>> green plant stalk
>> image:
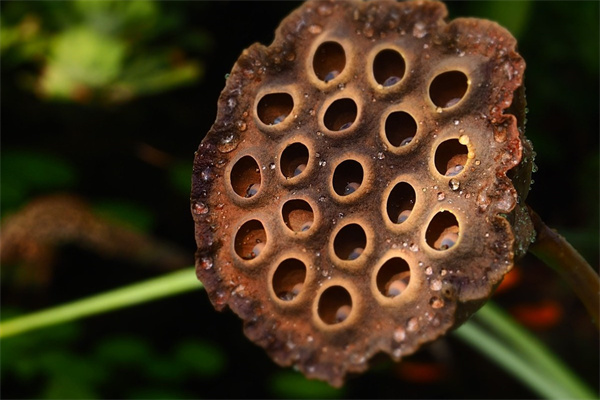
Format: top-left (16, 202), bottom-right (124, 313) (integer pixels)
top-left (528, 207), bottom-right (600, 328)
top-left (0, 267), bottom-right (201, 339)
top-left (0, 268), bottom-right (595, 399)
top-left (453, 322), bottom-right (571, 400)
top-left (465, 302), bottom-right (596, 399)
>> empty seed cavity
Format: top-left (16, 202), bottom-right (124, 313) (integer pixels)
top-left (386, 182), bottom-right (416, 224)
top-left (234, 219), bottom-right (267, 260)
top-left (272, 258), bottom-right (307, 301)
top-left (318, 285), bottom-right (353, 325)
top-left (324, 98), bottom-right (358, 131)
top-left (333, 223), bottom-right (367, 261)
top-left (282, 199), bottom-right (314, 233)
top-left (230, 155), bottom-right (261, 198)
top-left (434, 139), bottom-right (468, 177)
top-left (376, 257), bottom-right (411, 298)
top-left (426, 211), bottom-right (460, 251)
top-left (373, 49), bottom-right (406, 87)
top-left (257, 92), bottom-right (294, 125)
top-left (313, 41), bottom-right (346, 83)
top-left (280, 142), bottom-right (310, 179)
top-left (332, 159), bottom-right (364, 197)
top-left (429, 71), bottom-right (469, 108)
top-left (384, 111), bottom-right (417, 148)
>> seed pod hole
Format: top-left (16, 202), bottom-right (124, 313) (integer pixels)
top-left (257, 92), bottom-right (294, 125)
top-left (280, 142), bottom-right (309, 179)
top-left (282, 199), bottom-right (314, 233)
top-left (384, 111), bottom-right (417, 148)
top-left (234, 219), bottom-right (267, 260)
top-left (373, 49), bottom-right (406, 87)
top-left (324, 98), bottom-right (357, 131)
top-left (376, 257), bottom-right (411, 298)
top-left (429, 71), bottom-right (468, 108)
top-left (272, 258), bottom-right (307, 301)
top-left (332, 160), bottom-right (364, 196)
top-left (426, 211), bottom-right (460, 251)
top-left (434, 139), bottom-right (468, 177)
top-left (318, 285), bottom-right (353, 325)
top-left (386, 182), bottom-right (416, 224)
top-left (313, 41), bottom-right (346, 83)
top-left (230, 155), bottom-right (261, 198)
top-left (333, 223), bottom-right (367, 261)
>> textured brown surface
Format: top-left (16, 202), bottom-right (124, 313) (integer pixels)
top-left (191, 0), bottom-right (533, 387)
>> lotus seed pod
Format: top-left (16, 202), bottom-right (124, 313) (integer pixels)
top-left (191, 0), bottom-right (535, 387)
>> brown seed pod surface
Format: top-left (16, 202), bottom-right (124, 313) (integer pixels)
top-left (191, 0), bottom-right (535, 387)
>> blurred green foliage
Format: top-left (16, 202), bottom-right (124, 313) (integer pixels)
top-left (1, 149), bottom-right (79, 216)
top-left (2, 312), bottom-right (229, 399)
top-left (0, 0), bottom-right (210, 104)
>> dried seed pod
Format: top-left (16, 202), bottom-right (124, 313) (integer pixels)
top-left (191, 0), bottom-right (535, 387)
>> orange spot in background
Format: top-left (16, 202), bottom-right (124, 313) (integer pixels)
top-left (396, 361), bottom-right (447, 384)
top-left (511, 300), bottom-right (563, 329)
top-left (494, 267), bottom-right (521, 295)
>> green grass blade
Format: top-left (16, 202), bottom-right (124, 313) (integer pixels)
top-left (0, 267), bottom-right (200, 339)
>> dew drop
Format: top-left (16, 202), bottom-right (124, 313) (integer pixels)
top-left (308, 24), bottom-right (322, 34)
top-left (218, 133), bottom-right (239, 153)
top-left (430, 279), bottom-right (442, 291)
top-left (425, 266), bottom-right (433, 275)
top-left (437, 192), bottom-right (446, 201)
top-left (201, 167), bottom-right (214, 182)
top-left (449, 178), bottom-right (460, 191)
top-left (269, 163), bottom-right (276, 170)
top-left (377, 151), bottom-right (385, 160)
top-left (412, 22), bottom-right (427, 38)
top-left (317, 3), bottom-right (333, 15)
top-left (199, 256), bottom-right (213, 270)
top-left (393, 327), bottom-right (406, 342)
top-left (406, 317), bottom-right (419, 332)
top-left (430, 297), bottom-right (444, 309)
top-left (193, 202), bottom-right (209, 215)
top-left (236, 121), bottom-right (247, 131)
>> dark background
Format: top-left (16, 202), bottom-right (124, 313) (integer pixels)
top-left (1, 1), bottom-right (598, 398)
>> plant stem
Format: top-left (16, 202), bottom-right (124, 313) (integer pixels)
top-left (462, 302), bottom-right (596, 399)
top-left (0, 267), bottom-right (201, 339)
top-left (454, 322), bottom-right (568, 399)
top-left (527, 207), bottom-right (600, 328)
